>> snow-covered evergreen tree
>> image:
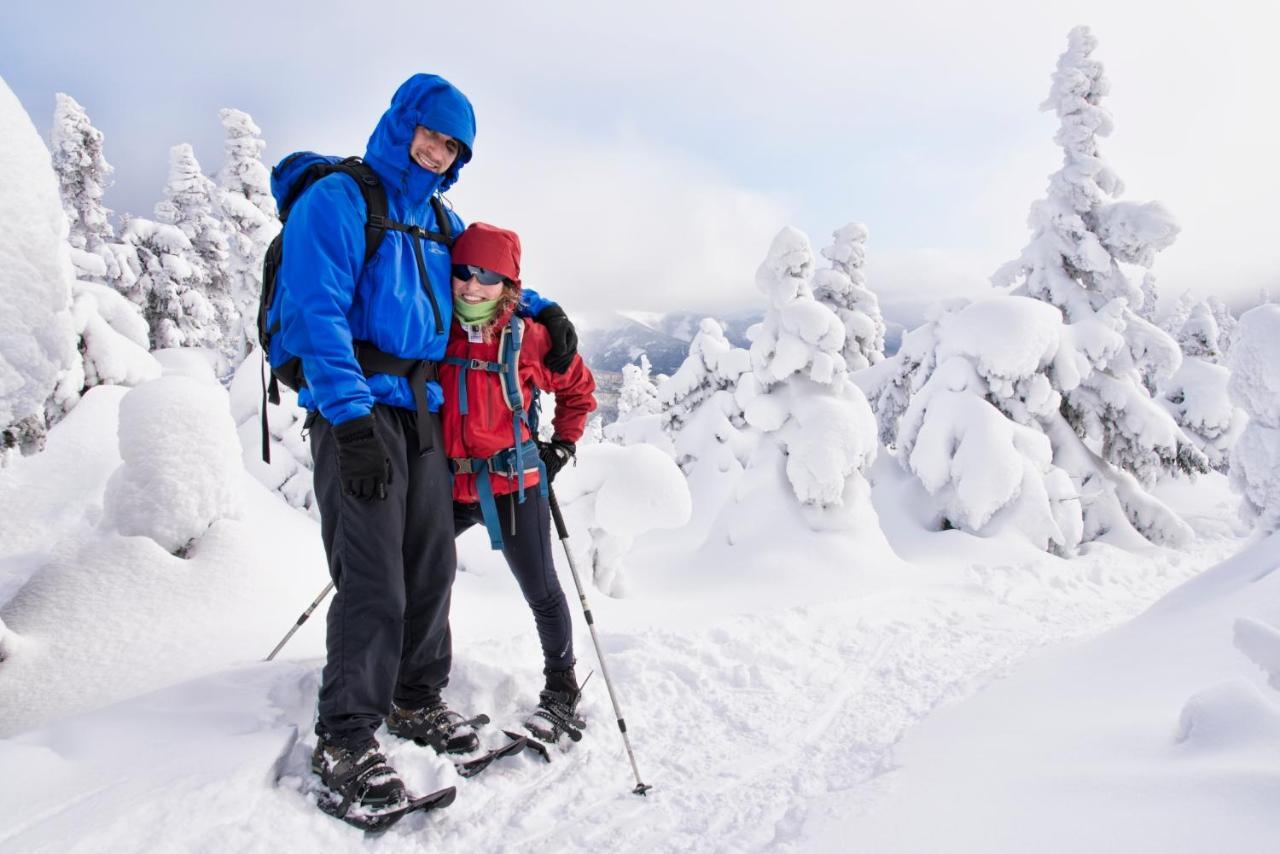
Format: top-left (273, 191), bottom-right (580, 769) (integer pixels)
top-left (1157, 297), bottom-right (1242, 470)
top-left (217, 108), bottom-right (279, 362)
top-left (1159, 356), bottom-right (1243, 473)
top-left (604, 354), bottom-right (673, 453)
top-left (44, 93), bottom-right (161, 400)
top-left (156, 143), bottom-right (237, 358)
top-left (895, 296), bottom-right (1083, 553)
top-left (48, 94), bottom-right (138, 295)
top-left (992, 25), bottom-right (1206, 545)
top-left (855, 309), bottom-right (946, 447)
top-left (735, 226), bottom-right (878, 529)
top-left (122, 217), bottom-right (219, 351)
top-left (659, 318), bottom-right (752, 473)
top-left (812, 222), bottom-right (885, 372)
top-left (0, 77), bottom-right (79, 461)
top-left (1228, 305), bottom-right (1280, 534)
top-left (49, 93), bottom-right (114, 255)
top-left (1177, 301), bottom-right (1222, 361)
top-left (615, 355), bottom-right (661, 421)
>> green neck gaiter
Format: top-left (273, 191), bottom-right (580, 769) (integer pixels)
top-left (454, 297), bottom-right (501, 325)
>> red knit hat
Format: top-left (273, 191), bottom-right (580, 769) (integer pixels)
top-left (451, 222), bottom-right (522, 287)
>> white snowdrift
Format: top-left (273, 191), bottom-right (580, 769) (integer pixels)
top-left (102, 374), bottom-right (245, 553)
top-left (0, 74), bottom-right (77, 441)
top-left (552, 442), bottom-right (692, 596)
top-left (829, 530), bottom-right (1280, 854)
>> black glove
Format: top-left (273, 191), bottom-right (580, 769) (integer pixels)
top-left (538, 438), bottom-right (576, 483)
top-left (333, 414), bottom-right (391, 501)
top-left (535, 304), bottom-right (579, 374)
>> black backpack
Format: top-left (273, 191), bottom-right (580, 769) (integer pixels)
top-left (256, 153), bottom-right (453, 462)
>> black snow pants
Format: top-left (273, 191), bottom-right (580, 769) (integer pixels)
top-left (454, 492), bottom-right (575, 672)
top-left (310, 404), bottom-right (457, 748)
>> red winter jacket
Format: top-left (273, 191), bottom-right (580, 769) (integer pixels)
top-left (440, 308), bottom-right (597, 503)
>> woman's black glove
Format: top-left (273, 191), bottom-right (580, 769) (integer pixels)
top-left (333, 414), bottom-right (391, 501)
top-left (535, 305), bottom-right (579, 374)
top-left (538, 438), bottom-right (576, 483)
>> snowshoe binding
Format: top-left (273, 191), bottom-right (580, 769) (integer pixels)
top-left (523, 669), bottom-right (586, 744)
top-left (310, 736), bottom-right (455, 832)
top-left (385, 698), bottom-right (483, 755)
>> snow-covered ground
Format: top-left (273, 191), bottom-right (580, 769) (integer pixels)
top-left (0, 364), bottom-right (1250, 852)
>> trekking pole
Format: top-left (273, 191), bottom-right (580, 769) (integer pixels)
top-left (265, 581), bottom-right (334, 661)
top-left (547, 487), bottom-right (652, 797)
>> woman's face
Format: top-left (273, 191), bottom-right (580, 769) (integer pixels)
top-left (452, 267), bottom-right (505, 304)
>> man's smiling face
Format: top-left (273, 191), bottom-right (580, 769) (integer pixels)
top-left (409, 125), bottom-right (459, 175)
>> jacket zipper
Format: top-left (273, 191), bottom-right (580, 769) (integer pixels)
top-left (409, 232), bottom-right (444, 332)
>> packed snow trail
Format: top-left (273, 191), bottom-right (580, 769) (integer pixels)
top-left (0, 523), bottom-right (1235, 853)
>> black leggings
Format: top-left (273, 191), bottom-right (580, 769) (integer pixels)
top-left (454, 492), bottom-right (575, 672)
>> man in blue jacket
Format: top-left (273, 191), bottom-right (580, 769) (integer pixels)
top-left (270, 73), bottom-right (577, 819)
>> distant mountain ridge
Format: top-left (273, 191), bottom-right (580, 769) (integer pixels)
top-left (581, 309), bottom-right (760, 375)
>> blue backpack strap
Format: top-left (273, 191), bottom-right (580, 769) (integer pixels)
top-left (474, 467), bottom-right (504, 550)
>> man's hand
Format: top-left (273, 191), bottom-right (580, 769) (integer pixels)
top-left (538, 438), bottom-right (576, 483)
top-left (535, 305), bottom-right (578, 374)
top-left (333, 414), bottom-right (392, 500)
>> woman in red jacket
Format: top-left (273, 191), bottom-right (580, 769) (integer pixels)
top-left (437, 222), bottom-right (596, 742)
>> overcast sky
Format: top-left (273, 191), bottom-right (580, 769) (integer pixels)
top-left (3, 0), bottom-right (1277, 323)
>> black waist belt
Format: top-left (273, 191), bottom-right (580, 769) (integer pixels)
top-left (352, 341), bottom-right (439, 456)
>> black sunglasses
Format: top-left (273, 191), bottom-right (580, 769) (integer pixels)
top-left (451, 264), bottom-right (506, 286)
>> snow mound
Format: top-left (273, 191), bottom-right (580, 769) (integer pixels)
top-left (1174, 680), bottom-right (1280, 752)
top-left (1233, 616), bottom-right (1280, 690)
top-left (0, 74), bottom-right (77, 448)
top-left (103, 375), bottom-right (244, 552)
top-left (1228, 304), bottom-right (1280, 533)
top-left (1228, 304), bottom-right (1280, 428)
top-left (228, 352), bottom-right (317, 517)
top-left (554, 442), bottom-right (691, 595)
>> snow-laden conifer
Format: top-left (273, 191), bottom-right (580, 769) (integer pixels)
top-left (156, 144), bottom-right (237, 358)
top-left (49, 93), bottom-right (114, 255)
top-left (217, 109), bottom-right (279, 361)
top-left (736, 226), bottom-right (878, 528)
top-left (122, 217), bottom-right (219, 351)
top-left (992, 26), bottom-right (1205, 545)
top-left (813, 222), bottom-right (885, 372)
top-left (604, 355), bottom-right (673, 453)
top-left (856, 317), bottom-right (940, 447)
top-left (894, 296), bottom-right (1084, 553)
top-left (1228, 305), bottom-right (1280, 533)
top-left (616, 354), bottom-right (662, 421)
top-left (659, 318), bottom-right (752, 474)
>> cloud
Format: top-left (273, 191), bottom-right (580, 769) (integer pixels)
top-left (449, 111), bottom-right (792, 316)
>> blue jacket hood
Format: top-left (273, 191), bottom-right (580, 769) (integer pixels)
top-left (365, 73), bottom-right (476, 201)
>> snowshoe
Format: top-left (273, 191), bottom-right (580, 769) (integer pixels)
top-left (453, 730), bottom-right (549, 778)
top-left (386, 699), bottom-right (483, 754)
top-left (311, 736), bottom-right (453, 832)
top-left (523, 688), bottom-right (586, 744)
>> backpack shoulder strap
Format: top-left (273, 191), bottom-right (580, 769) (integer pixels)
top-left (332, 158), bottom-right (388, 264)
top-left (429, 195), bottom-right (456, 245)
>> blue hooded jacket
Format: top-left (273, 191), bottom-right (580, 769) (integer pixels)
top-left (269, 73), bottom-right (552, 426)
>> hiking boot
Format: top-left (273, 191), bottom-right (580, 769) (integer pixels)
top-left (524, 667), bottom-right (586, 743)
top-left (385, 699), bottom-right (481, 754)
top-left (311, 735), bottom-right (406, 819)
